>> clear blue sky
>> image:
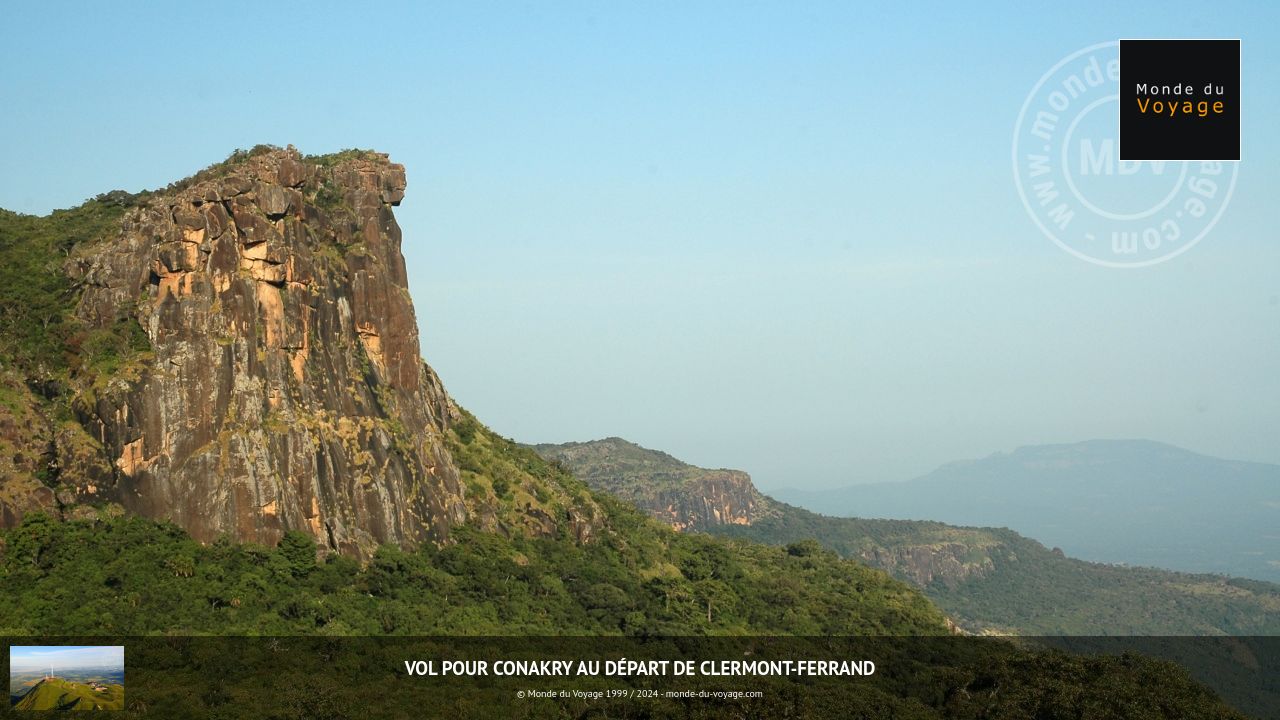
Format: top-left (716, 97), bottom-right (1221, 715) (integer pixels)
top-left (2, 2), bottom-right (1276, 489)
top-left (9, 646), bottom-right (123, 671)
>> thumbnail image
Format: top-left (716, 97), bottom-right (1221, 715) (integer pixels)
top-left (8, 646), bottom-right (124, 711)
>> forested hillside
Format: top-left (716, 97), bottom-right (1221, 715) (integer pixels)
top-left (0, 415), bottom-right (946, 637)
top-left (714, 504), bottom-right (1280, 635)
top-left (538, 438), bottom-right (1280, 635)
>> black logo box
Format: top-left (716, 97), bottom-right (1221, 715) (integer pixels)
top-left (1119, 39), bottom-right (1240, 161)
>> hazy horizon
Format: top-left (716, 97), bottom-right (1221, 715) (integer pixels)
top-left (2, 2), bottom-right (1276, 491)
top-left (9, 646), bottom-right (124, 673)
top-left (580, 435), bottom-right (1280, 490)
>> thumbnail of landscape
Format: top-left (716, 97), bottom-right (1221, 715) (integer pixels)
top-left (0, 146), bottom-right (1275, 718)
top-left (8, 647), bottom-right (124, 712)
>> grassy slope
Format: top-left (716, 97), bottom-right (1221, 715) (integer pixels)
top-left (0, 188), bottom-right (152, 518)
top-left (0, 196), bottom-right (145, 383)
top-left (12, 678), bottom-right (124, 711)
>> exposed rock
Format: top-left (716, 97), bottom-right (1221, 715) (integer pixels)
top-left (534, 438), bottom-right (772, 530)
top-left (54, 147), bottom-right (462, 559)
top-left (0, 145), bottom-right (608, 560)
top-left (276, 154), bottom-right (309, 188)
top-left (857, 542), bottom-right (996, 589)
top-left (254, 183), bottom-right (293, 219)
top-left (643, 469), bottom-right (764, 531)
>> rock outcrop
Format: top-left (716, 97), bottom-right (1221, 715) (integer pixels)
top-left (533, 438), bottom-right (771, 530)
top-left (646, 468), bottom-right (763, 531)
top-left (856, 542), bottom-right (996, 589)
top-left (41, 147), bottom-right (467, 558)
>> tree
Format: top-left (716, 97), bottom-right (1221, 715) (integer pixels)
top-left (278, 531), bottom-right (317, 577)
top-left (693, 579), bottom-right (736, 625)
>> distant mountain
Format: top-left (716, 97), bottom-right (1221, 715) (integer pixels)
top-left (776, 440), bottom-right (1280, 583)
top-left (11, 677), bottom-right (123, 711)
top-left (536, 438), bottom-right (1280, 636)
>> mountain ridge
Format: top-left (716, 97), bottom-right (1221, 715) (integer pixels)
top-left (11, 677), bottom-right (124, 711)
top-left (535, 437), bottom-right (1280, 635)
top-left (775, 438), bottom-right (1280, 582)
top-left (533, 437), bottom-right (775, 530)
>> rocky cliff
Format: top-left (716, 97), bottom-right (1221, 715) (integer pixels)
top-left (855, 541), bottom-right (996, 589)
top-left (64, 148), bottom-right (467, 557)
top-left (534, 438), bottom-right (771, 530)
top-left (0, 146), bottom-right (596, 558)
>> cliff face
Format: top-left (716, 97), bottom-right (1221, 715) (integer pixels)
top-left (856, 542), bottom-right (995, 589)
top-left (49, 147), bottom-right (465, 557)
top-left (646, 468), bottom-right (764, 531)
top-left (533, 438), bottom-right (771, 530)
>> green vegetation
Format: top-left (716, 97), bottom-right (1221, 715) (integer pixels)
top-left (0, 504), bottom-right (948, 636)
top-left (0, 194), bottom-right (152, 506)
top-left (161, 144), bottom-right (279, 195)
top-left (712, 505), bottom-right (1280, 635)
top-left (925, 528), bottom-right (1280, 635)
top-left (533, 436), bottom-right (755, 496)
top-left (778, 440), bottom-right (1280, 584)
top-left (11, 677), bottom-right (124, 711)
top-left (0, 492), bottom-right (1256, 717)
top-left (0, 482), bottom-right (1260, 720)
top-left (303, 147), bottom-right (381, 168)
top-left (0, 195), bottom-right (141, 383)
top-left (447, 408), bottom-right (603, 536)
top-left (537, 438), bottom-right (1280, 636)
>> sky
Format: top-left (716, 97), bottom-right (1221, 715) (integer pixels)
top-left (1, 2), bottom-right (1276, 490)
top-left (9, 646), bottom-right (124, 672)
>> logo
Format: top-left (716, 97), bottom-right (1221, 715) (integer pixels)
top-left (1119, 39), bottom-right (1240, 161)
top-left (1012, 42), bottom-right (1237, 267)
